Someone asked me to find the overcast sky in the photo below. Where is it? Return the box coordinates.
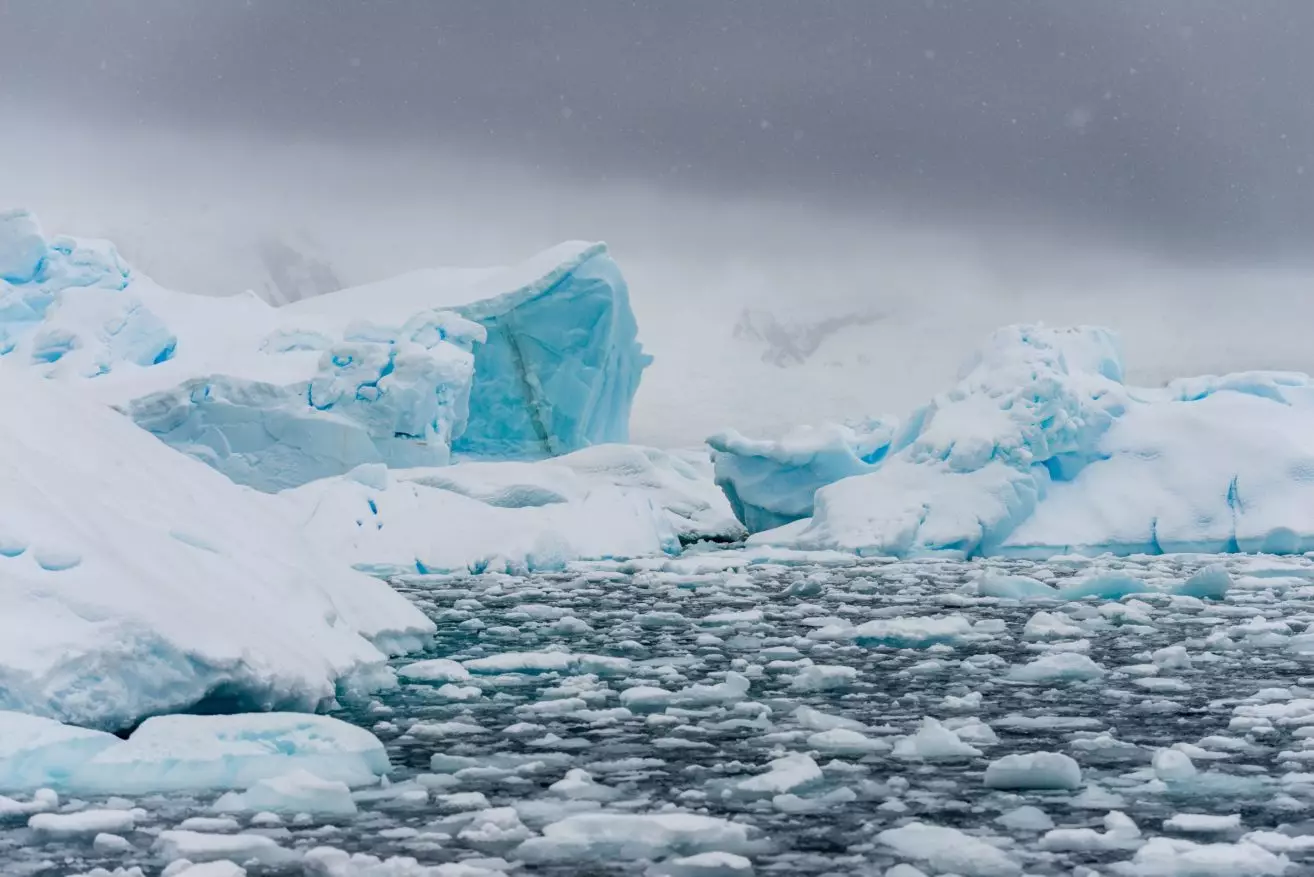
[3,1,1312,262]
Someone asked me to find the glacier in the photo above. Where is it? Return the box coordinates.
[741,324,1314,559]
[0,211,649,491]
[0,366,433,731]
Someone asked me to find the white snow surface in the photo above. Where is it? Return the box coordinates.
[0,367,432,730]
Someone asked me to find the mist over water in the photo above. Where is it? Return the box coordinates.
[4,1,1313,445]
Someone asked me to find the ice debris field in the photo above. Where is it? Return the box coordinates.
[11,209,1314,874]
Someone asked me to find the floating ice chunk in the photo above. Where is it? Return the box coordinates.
[1153,749,1198,783]
[70,714,389,795]
[1022,610,1085,640]
[93,832,135,854]
[29,808,136,836]
[1040,810,1141,852]
[1118,837,1289,877]
[397,659,471,684]
[0,787,58,817]
[876,821,1020,877]
[789,664,857,691]
[995,805,1054,832]
[984,752,1082,790]
[1164,813,1242,833]
[793,706,868,733]
[516,811,760,862]
[213,769,356,816]
[0,711,120,791]
[153,830,295,866]
[463,652,576,674]
[806,728,891,755]
[168,864,247,877]
[549,769,619,801]
[847,614,975,648]
[975,572,1057,600]
[736,754,823,796]
[678,672,751,706]
[893,718,982,759]
[178,817,240,832]
[1175,565,1233,600]
[1007,652,1105,684]
[458,807,532,846]
[650,850,755,877]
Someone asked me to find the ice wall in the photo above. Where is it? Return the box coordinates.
[283,242,651,460]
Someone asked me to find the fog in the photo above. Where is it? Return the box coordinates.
[3,3,1313,445]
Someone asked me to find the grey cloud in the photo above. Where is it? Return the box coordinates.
[2,1,1312,259]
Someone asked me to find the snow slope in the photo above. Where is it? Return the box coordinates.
[0,211,648,491]
[0,366,433,731]
[750,325,1314,559]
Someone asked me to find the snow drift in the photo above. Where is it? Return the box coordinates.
[0,366,433,731]
[0,210,649,491]
[743,324,1314,559]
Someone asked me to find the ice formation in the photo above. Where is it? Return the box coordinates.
[0,212,648,491]
[707,418,893,532]
[743,324,1314,559]
[281,240,651,460]
[0,367,432,731]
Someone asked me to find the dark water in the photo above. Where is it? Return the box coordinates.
[10,552,1314,876]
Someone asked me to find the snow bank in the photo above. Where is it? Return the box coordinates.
[747,324,1314,559]
[0,367,431,731]
[707,418,892,532]
[281,461,681,576]
[1,212,649,491]
[282,240,651,460]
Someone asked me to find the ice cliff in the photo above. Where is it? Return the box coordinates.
[0,367,434,732]
[738,324,1314,559]
[707,419,894,532]
[0,211,648,490]
[280,240,651,459]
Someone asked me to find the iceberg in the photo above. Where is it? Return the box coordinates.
[280,240,651,460]
[0,367,432,731]
[281,460,682,576]
[707,418,893,532]
[0,211,649,491]
[746,324,1314,559]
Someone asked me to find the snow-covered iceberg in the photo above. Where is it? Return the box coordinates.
[0,211,649,490]
[281,445,741,576]
[0,366,433,731]
[747,324,1314,559]
[707,419,893,532]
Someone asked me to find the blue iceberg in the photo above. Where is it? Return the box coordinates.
[745,324,1314,560]
[0,212,649,490]
[282,241,651,461]
[707,419,894,532]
